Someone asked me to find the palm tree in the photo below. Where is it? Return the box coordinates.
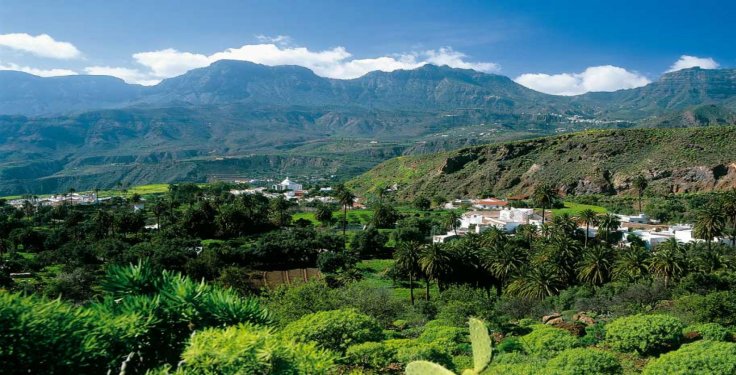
[578,209,598,248]
[506,262,562,299]
[335,185,356,245]
[721,189,736,247]
[632,175,648,213]
[484,242,526,293]
[532,183,558,225]
[67,187,76,206]
[516,224,538,251]
[613,244,650,282]
[419,244,451,299]
[649,238,685,288]
[446,210,460,236]
[395,241,422,305]
[598,213,621,243]
[578,244,615,286]
[693,206,726,251]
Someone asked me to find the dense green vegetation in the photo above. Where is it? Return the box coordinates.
[2,181,736,373]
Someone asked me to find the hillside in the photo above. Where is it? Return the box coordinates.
[349,126,736,199]
[3,62,736,194]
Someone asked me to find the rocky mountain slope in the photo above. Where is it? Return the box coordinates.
[349,126,736,199]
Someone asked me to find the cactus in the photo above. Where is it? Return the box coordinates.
[468,317,493,373]
[404,318,494,375]
[405,361,457,375]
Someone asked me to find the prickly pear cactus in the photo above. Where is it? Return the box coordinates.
[405,318,494,375]
[405,361,456,375]
[468,317,493,373]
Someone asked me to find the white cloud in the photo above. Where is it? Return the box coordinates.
[0,62,76,77]
[0,33,81,59]
[255,35,292,45]
[84,66,159,86]
[666,55,719,72]
[84,41,498,85]
[515,65,651,95]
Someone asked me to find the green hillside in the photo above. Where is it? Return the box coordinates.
[349,126,736,199]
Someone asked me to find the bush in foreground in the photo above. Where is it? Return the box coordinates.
[281,308,383,353]
[521,326,578,358]
[605,314,684,355]
[543,348,622,375]
[642,340,736,375]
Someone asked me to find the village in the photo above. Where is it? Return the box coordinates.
[6,176,731,251]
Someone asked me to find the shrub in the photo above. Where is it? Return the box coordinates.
[521,326,578,358]
[496,337,525,354]
[484,353,546,375]
[605,314,684,355]
[417,322,467,351]
[0,291,150,374]
[642,340,736,375]
[437,285,497,326]
[397,342,454,370]
[683,323,731,342]
[282,309,383,353]
[179,324,336,374]
[543,348,622,375]
[345,341,397,369]
[675,291,736,326]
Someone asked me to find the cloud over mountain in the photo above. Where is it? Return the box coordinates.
[0,33,81,59]
[666,55,719,72]
[85,41,499,85]
[514,65,650,95]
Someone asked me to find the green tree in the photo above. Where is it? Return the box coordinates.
[721,189,736,247]
[693,206,725,251]
[413,196,431,211]
[578,209,598,248]
[419,244,451,299]
[578,244,614,286]
[315,203,335,227]
[532,183,558,225]
[335,185,356,245]
[597,213,621,243]
[613,244,650,282]
[395,240,422,305]
[649,238,685,287]
[632,175,648,213]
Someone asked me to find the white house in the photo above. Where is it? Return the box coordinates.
[472,198,509,210]
[272,177,303,192]
[617,213,650,224]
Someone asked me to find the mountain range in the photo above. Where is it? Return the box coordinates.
[1,60,736,195]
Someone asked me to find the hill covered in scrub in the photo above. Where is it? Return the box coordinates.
[349,126,736,199]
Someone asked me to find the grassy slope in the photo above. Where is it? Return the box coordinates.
[349,126,736,200]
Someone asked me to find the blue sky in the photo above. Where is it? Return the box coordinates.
[0,0,732,94]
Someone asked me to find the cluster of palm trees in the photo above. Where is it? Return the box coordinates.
[393,202,736,302]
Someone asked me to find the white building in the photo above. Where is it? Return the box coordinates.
[433,208,541,243]
[272,177,303,192]
[471,198,509,210]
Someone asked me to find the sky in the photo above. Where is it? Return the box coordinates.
[0,0,733,95]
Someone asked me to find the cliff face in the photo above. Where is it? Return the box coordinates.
[349,127,736,199]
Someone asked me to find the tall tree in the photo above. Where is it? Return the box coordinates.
[632,175,648,213]
[613,244,650,282]
[484,242,526,294]
[335,185,356,246]
[578,244,614,286]
[532,183,558,225]
[720,189,736,247]
[649,238,685,288]
[693,206,726,251]
[315,203,335,227]
[598,213,621,244]
[578,209,598,248]
[419,243,451,299]
[395,240,422,305]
